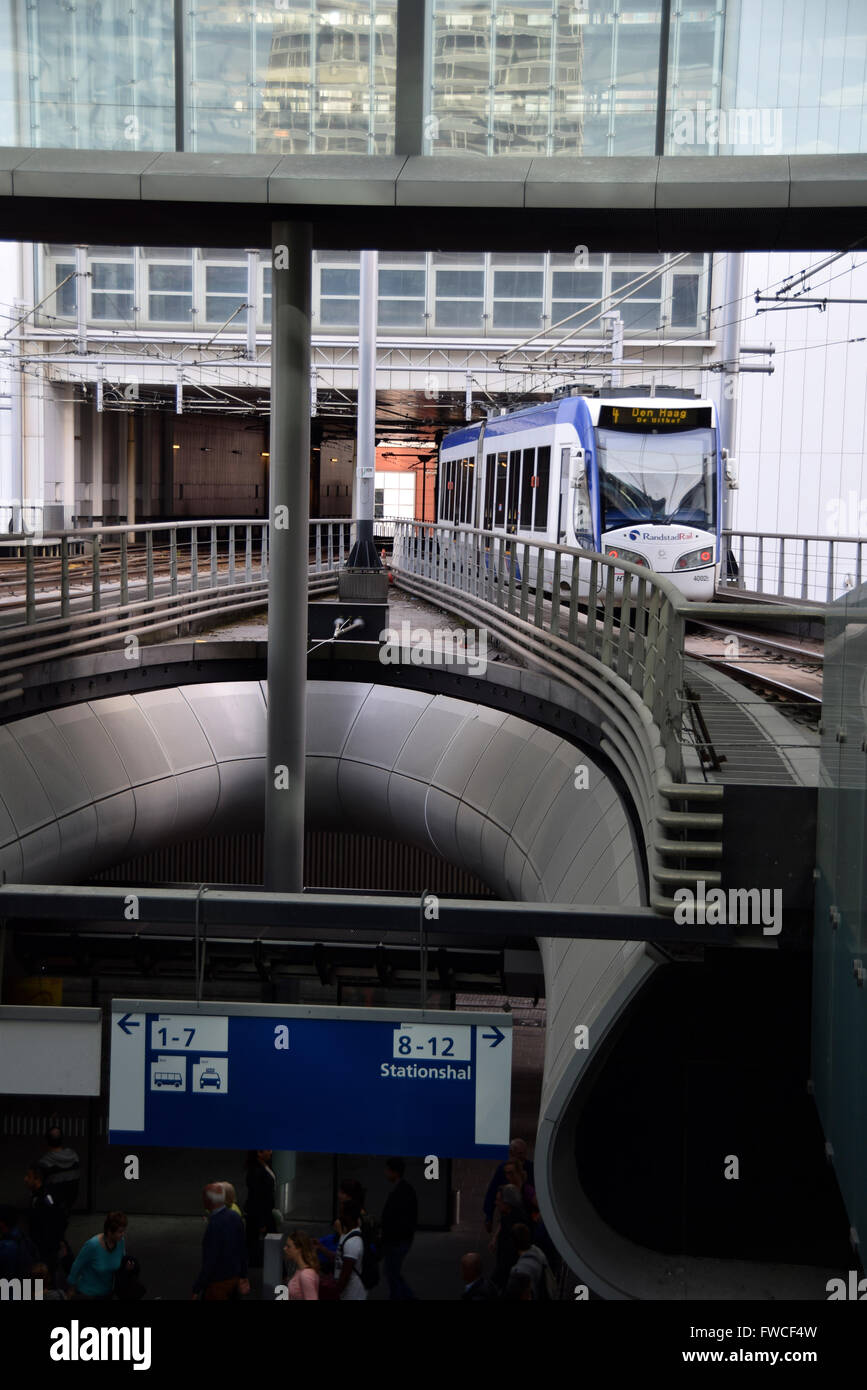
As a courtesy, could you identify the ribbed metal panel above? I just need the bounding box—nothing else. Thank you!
[90,831,494,897]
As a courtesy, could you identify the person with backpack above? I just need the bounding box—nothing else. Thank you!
[333,1200,367,1301]
[505,1223,557,1300]
[37,1128,80,1230]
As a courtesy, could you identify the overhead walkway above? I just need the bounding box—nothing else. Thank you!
[1,150,865,251]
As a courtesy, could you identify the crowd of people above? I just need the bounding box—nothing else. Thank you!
[1,1132,560,1300]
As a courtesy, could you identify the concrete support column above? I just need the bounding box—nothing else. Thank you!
[264,222,312,893]
[347,250,381,568]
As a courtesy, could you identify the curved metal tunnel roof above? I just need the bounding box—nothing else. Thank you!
[0,681,820,1297]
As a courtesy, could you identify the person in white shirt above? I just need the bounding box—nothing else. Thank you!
[334,1201,367,1301]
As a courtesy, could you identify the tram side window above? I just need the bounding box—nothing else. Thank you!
[462,458,475,524]
[534,445,551,532]
[444,458,456,521]
[520,447,535,529]
[484,453,496,530]
[507,450,520,534]
[456,457,466,523]
[494,452,508,529]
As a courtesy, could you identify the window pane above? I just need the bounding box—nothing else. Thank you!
[149,295,192,321]
[493,270,544,297]
[436,270,484,297]
[92,294,134,320]
[206,265,246,293]
[378,298,425,327]
[435,299,484,328]
[319,298,360,326]
[150,264,192,292]
[91,262,134,291]
[670,273,699,326]
[552,271,603,299]
[493,300,543,328]
[54,263,76,317]
[379,269,426,296]
[611,271,661,295]
[205,297,247,324]
[321,268,360,296]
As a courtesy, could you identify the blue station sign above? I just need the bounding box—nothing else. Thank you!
[109,999,512,1159]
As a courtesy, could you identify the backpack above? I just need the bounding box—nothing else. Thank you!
[340,1227,379,1292]
[520,1247,557,1301]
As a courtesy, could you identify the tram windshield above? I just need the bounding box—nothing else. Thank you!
[596,428,716,530]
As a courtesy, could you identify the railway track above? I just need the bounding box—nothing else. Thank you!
[685,617,823,710]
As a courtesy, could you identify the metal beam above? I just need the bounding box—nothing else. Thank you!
[0,884,734,945]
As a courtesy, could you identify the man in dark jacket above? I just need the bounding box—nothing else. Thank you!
[192,1183,249,1300]
[24,1163,65,1271]
[460,1252,498,1301]
[380,1157,418,1300]
[37,1128,80,1227]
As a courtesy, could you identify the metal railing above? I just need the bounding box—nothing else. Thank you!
[392,520,716,912]
[0,518,362,701]
[723,527,867,604]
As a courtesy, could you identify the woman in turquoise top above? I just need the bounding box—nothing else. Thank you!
[67,1211,128,1299]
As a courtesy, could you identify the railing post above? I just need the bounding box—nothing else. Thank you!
[630,576,648,691]
[756,536,764,593]
[777,537,785,597]
[584,559,599,659]
[91,533,101,612]
[616,571,632,679]
[567,558,580,645]
[170,527,178,596]
[827,540,835,603]
[146,529,154,602]
[801,539,809,600]
[856,540,863,592]
[315,522,322,574]
[191,527,199,592]
[228,523,236,586]
[60,534,70,619]
[533,546,544,626]
[210,523,218,589]
[245,524,253,584]
[519,543,530,621]
[25,538,35,625]
[119,531,128,608]
[550,551,561,635]
[600,565,616,667]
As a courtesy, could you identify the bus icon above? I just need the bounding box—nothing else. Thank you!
[154,1071,183,1089]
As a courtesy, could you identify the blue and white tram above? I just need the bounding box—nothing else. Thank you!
[437,391,721,601]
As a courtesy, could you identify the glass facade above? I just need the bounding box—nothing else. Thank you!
[812,583,867,1254]
[1,0,864,156]
[36,245,711,338]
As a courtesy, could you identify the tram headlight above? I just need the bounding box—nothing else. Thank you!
[605,546,647,567]
[674,546,714,570]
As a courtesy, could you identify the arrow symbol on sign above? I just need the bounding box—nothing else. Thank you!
[117,1013,140,1035]
[482,1026,505,1048]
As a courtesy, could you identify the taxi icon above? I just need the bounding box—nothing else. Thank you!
[200,1067,222,1090]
